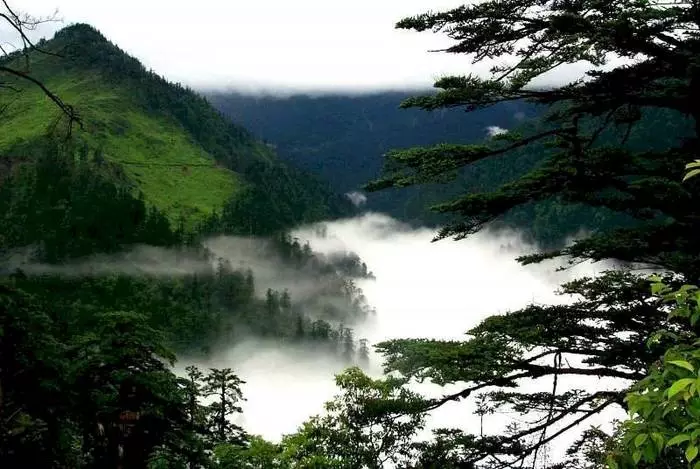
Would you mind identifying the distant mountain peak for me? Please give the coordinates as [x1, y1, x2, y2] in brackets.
[52, 22, 107, 41]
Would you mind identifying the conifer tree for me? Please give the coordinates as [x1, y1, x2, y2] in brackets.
[203, 368, 246, 445]
[364, 1, 700, 467]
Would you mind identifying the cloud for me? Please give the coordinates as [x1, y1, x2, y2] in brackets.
[486, 125, 508, 137]
[345, 191, 368, 207]
[17, 0, 613, 93]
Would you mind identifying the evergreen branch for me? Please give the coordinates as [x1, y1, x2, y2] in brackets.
[489, 398, 619, 469]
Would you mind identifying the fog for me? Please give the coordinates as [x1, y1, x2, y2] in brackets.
[5, 236, 361, 306]
[190, 213, 628, 461]
[6, 211, 629, 458]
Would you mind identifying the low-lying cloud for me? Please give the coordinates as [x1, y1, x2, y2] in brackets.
[194, 213, 623, 461]
[486, 125, 509, 137]
[5, 235, 367, 308]
[345, 191, 368, 207]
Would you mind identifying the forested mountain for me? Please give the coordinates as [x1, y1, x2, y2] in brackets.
[207, 91, 539, 225]
[1, 24, 353, 233]
[210, 92, 694, 246]
[0, 21, 373, 467]
[5, 0, 700, 465]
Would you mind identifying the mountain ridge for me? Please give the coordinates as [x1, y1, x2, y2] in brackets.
[1, 23, 352, 230]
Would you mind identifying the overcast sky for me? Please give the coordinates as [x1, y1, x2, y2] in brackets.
[15, 0, 598, 94]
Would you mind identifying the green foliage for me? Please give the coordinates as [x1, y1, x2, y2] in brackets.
[281, 367, 427, 469]
[203, 368, 246, 444]
[200, 161, 350, 237]
[0, 139, 178, 262]
[611, 280, 700, 468]
[213, 436, 287, 469]
[0, 284, 214, 468]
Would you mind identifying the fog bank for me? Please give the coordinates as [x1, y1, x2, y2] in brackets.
[198, 213, 620, 447]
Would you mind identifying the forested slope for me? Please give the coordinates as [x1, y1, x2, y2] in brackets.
[1, 24, 353, 232]
[210, 92, 694, 246]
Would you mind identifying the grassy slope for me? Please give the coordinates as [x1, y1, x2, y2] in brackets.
[1, 45, 240, 227]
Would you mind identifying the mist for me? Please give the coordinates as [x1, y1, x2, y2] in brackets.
[11, 212, 629, 457]
[188, 213, 627, 459]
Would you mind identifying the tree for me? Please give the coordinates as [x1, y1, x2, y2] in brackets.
[182, 366, 210, 469]
[68, 310, 202, 469]
[203, 368, 246, 445]
[0, 284, 78, 467]
[610, 279, 700, 468]
[358, 339, 370, 366]
[0, 1, 80, 130]
[363, 0, 700, 467]
[281, 367, 426, 469]
[213, 436, 288, 469]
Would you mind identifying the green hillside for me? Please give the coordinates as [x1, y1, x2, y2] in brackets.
[0, 24, 350, 228]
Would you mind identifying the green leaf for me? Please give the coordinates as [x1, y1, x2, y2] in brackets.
[668, 434, 691, 446]
[606, 456, 619, 469]
[686, 169, 700, 181]
[643, 442, 658, 462]
[669, 360, 695, 372]
[651, 432, 665, 452]
[688, 445, 699, 463]
[632, 450, 642, 464]
[692, 311, 700, 326]
[635, 433, 649, 447]
[633, 450, 642, 464]
[669, 378, 695, 398]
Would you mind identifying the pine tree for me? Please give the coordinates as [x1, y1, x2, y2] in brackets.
[280, 289, 292, 314]
[203, 368, 246, 445]
[358, 338, 370, 366]
[342, 327, 355, 363]
[364, 1, 700, 467]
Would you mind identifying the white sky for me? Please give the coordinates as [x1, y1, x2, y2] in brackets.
[15, 0, 598, 93]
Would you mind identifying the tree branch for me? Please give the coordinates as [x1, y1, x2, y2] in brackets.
[0, 65, 81, 133]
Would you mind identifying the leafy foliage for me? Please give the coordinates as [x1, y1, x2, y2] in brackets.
[611, 280, 700, 468]
[281, 367, 427, 469]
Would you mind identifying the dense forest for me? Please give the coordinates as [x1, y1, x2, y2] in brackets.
[211, 92, 695, 248]
[208, 92, 538, 227]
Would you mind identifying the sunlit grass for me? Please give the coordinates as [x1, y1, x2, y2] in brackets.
[0, 72, 241, 227]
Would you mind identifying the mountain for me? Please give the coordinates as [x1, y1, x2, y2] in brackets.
[0, 24, 352, 232]
[206, 91, 541, 224]
[0, 23, 375, 379]
[208, 92, 695, 246]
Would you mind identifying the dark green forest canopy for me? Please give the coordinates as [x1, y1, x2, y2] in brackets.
[210, 92, 693, 248]
[362, 1, 700, 468]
